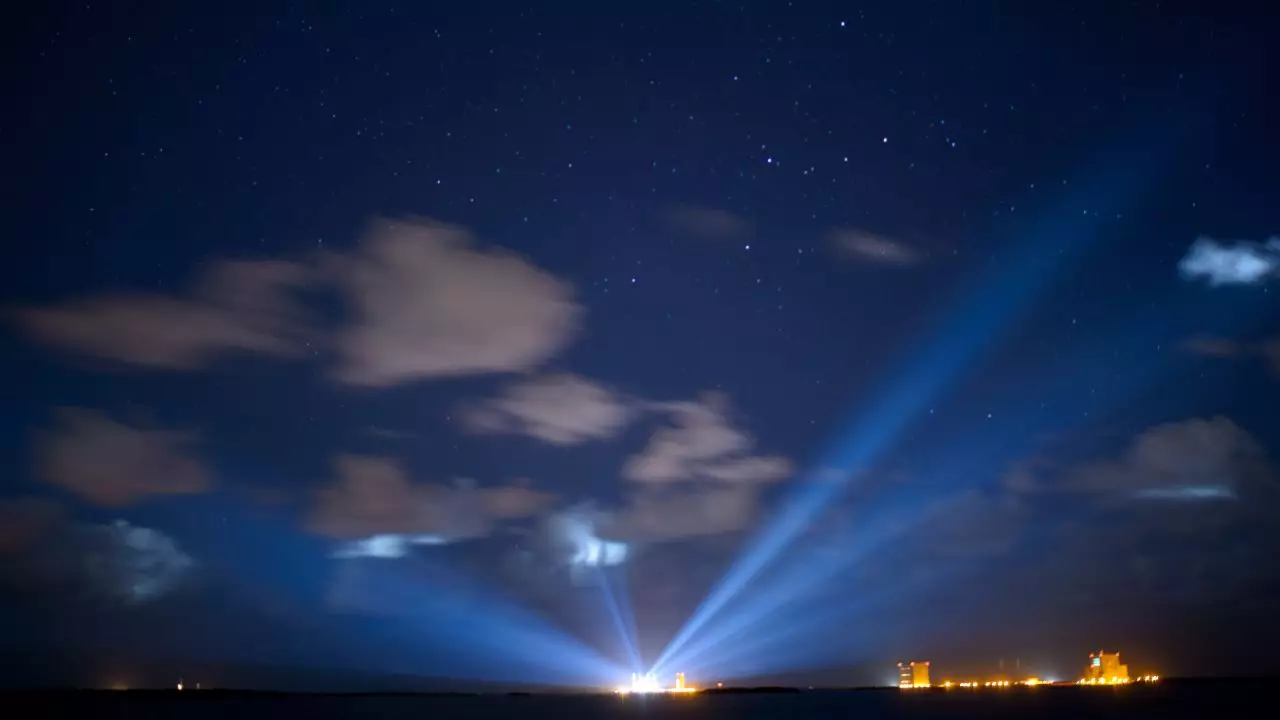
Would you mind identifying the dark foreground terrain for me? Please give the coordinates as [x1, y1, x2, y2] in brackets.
[4, 680, 1275, 719]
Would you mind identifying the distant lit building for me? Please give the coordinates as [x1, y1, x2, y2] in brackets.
[898, 661, 930, 688]
[1085, 651, 1129, 683]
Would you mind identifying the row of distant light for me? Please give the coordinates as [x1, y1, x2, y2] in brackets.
[904, 675, 1161, 690]
[1077, 675, 1160, 684]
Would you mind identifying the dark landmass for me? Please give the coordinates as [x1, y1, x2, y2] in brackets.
[5, 679, 1280, 720]
[700, 686, 803, 694]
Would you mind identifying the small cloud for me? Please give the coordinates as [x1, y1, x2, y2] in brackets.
[360, 426, 417, 440]
[14, 260, 316, 370]
[661, 204, 751, 238]
[34, 408, 212, 507]
[1064, 416, 1274, 501]
[609, 393, 792, 543]
[606, 484, 761, 542]
[546, 505, 629, 578]
[1178, 235, 1280, 286]
[460, 374, 636, 445]
[330, 217, 583, 386]
[307, 454, 554, 546]
[78, 520, 195, 604]
[624, 392, 793, 484]
[829, 229, 921, 266]
[1182, 336, 1245, 358]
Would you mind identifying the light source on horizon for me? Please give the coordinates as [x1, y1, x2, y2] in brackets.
[652, 128, 1174, 679]
[897, 661, 930, 689]
[614, 672, 698, 695]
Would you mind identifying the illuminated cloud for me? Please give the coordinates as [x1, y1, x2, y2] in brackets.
[829, 228, 921, 265]
[624, 393, 792, 484]
[308, 455, 554, 554]
[547, 506, 629, 575]
[76, 520, 195, 604]
[34, 408, 212, 507]
[331, 533, 448, 559]
[16, 260, 315, 370]
[662, 204, 751, 238]
[460, 374, 637, 445]
[1178, 235, 1280, 286]
[330, 218, 582, 386]
[1063, 416, 1273, 501]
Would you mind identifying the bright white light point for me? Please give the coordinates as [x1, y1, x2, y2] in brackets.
[745, 244, 751, 250]
[630, 277, 636, 283]
[882, 137, 888, 143]
[840, 20, 846, 27]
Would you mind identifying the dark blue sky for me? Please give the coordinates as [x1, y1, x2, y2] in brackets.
[2, 1, 1278, 689]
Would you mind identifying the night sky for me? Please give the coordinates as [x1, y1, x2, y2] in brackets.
[3, 1, 1279, 690]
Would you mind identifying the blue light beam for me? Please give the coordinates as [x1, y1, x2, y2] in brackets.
[597, 566, 643, 672]
[654, 496, 951, 674]
[657, 125, 1186, 668]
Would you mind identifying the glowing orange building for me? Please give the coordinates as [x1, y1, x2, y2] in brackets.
[1084, 651, 1129, 683]
[898, 661, 930, 688]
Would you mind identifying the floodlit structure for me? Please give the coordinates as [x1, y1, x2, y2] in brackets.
[1083, 651, 1129, 684]
[615, 671, 697, 695]
[898, 661, 930, 688]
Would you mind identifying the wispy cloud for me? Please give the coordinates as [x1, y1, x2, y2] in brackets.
[459, 374, 637, 445]
[661, 204, 751, 239]
[13, 217, 584, 388]
[1060, 416, 1273, 502]
[308, 454, 553, 550]
[829, 228, 922, 265]
[15, 260, 316, 370]
[35, 408, 212, 507]
[1178, 235, 1280, 286]
[1183, 335, 1280, 377]
[1182, 335, 1245, 357]
[623, 392, 792, 485]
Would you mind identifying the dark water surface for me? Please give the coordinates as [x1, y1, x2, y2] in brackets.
[5, 682, 1273, 719]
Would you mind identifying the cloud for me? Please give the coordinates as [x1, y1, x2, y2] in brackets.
[330, 218, 582, 386]
[1182, 336, 1245, 358]
[829, 229, 921, 266]
[607, 484, 761, 542]
[460, 374, 636, 445]
[604, 393, 793, 543]
[1178, 235, 1280, 286]
[1062, 417, 1274, 502]
[15, 260, 315, 370]
[1182, 335, 1280, 377]
[34, 408, 212, 507]
[545, 505, 629, 578]
[623, 393, 793, 484]
[308, 454, 553, 550]
[359, 426, 418, 440]
[77, 520, 195, 604]
[661, 204, 751, 238]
